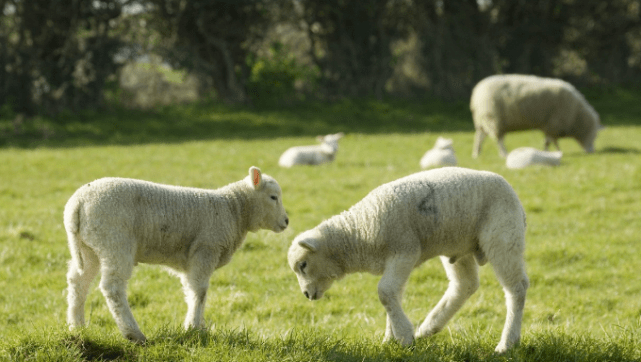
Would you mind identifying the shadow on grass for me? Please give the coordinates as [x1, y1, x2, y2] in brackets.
[4, 327, 637, 362]
[69, 327, 639, 362]
[597, 146, 641, 154]
[2, 86, 641, 149]
[1, 98, 473, 149]
[63, 335, 132, 361]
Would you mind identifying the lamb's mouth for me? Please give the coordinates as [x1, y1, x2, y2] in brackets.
[304, 290, 322, 300]
[279, 217, 290, 231]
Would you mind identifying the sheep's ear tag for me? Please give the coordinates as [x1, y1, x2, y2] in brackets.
[250, 166, 262, 189]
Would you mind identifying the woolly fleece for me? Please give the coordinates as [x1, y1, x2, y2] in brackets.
[65, 167, 288, 343]
[288, 167, 528, 353]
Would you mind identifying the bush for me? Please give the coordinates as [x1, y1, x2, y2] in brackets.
[247, 42, 319, 105]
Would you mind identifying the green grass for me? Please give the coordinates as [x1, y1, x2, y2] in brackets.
[1, 89, 640, 361]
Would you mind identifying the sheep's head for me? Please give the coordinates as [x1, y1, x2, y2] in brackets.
[246, 166, 288, 233]
[434, 137, 454, 150]
[316, 132, 345, 155]
[288, 230, 343, 301]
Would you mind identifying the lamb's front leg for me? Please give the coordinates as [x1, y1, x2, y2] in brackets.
[182, 248, 217, 329]
[377, 255, 416, 346]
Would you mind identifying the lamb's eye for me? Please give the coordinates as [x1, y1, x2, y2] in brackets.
[270, 195, 278, 201]
[300, 261, 307, 273]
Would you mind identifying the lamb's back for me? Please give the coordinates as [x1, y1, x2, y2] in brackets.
[361, 168, 520, 255]
[74, 178, 241, 267]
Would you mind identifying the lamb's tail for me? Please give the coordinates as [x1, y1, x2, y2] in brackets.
[63, 195, 84, 271]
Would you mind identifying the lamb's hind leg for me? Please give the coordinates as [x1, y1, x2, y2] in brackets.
[378, 254, 418, 346]
[67, 245, 100, 328]
[416, 255, 479, 339]
[490, 243, 528, 353]
[99, 256, 146, 343]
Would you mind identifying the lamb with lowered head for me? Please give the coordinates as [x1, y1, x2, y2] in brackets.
[288, 167, 528, 353]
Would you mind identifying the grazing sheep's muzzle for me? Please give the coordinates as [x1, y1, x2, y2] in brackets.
[304, 291, 318, 300]
[273, 216, 289, 232]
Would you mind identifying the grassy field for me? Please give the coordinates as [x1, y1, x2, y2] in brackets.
[1, 88, 640, 361]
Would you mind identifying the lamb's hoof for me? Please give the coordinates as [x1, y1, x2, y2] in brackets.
[396, 335, 414, 347]
[125, 332, 147, 345]
[494, 343, 509, 354]
[415, 325, 439, 339]
[494, 339, 519, 354]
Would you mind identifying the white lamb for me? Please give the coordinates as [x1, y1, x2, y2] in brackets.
[288, 167, 528, 353]
[470, 74, 603, 158]
[419, 137, 457, 169]
[506, 147, 562, 169]
[64, 167, 289, 343]
[278, 132, 345, 167]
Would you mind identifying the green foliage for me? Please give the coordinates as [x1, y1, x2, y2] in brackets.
[247, 42, 320, 105]
[0, 90, 640, 361]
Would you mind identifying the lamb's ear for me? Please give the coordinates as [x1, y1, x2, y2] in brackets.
[248, 166, 263, 190]
[298, 239, 318, 252]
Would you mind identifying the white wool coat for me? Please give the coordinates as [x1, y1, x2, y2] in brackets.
[65, 167, 288, 343]
[288, 167, 528, 352]
[506, 147, 562, 169]
[65, 177, 282, 272]
[279, 133, 344, 167]
[292, 167, 525, 274]
[420, 137, 457, 169]
[470, 74, 601, 157]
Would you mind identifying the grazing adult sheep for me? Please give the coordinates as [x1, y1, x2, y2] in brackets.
[470, 74, 602, 158]
[419, 137, 457, 169]
[288, 167, 528, 353]
[506, 147, 562, 169]
[65, 167, 289, 343]
[278, 132, 345, 167]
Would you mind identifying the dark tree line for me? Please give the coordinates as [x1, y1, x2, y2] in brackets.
[1, 0, 641, 115]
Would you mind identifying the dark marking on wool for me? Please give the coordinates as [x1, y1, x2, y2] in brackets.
[417, 182, 438, 217]
[160, 224, 170, 233]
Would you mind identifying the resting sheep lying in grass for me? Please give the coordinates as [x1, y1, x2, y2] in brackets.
[288, 167, 528, 353]
[65, 167, 289, 343]
[278, 132, 344, 167]
[470, 74, 602, 158]
[506, 147, 562, 169]
[419, 137, 457, 169]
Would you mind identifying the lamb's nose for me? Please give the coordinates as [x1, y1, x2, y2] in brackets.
[285, 217, 289, 226]
[304, 291, 310, 299]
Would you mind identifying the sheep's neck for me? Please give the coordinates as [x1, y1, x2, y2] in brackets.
[219, 181, 253, 235]
[321, 214, 384, 275]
